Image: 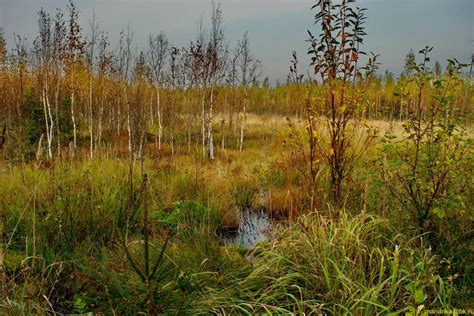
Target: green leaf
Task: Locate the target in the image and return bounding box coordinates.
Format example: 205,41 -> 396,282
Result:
414,289 -> 427,304
383,144 -> 393,151
405,282 -> 415,293
74,297 -> 88,313
432,207 -> 445,219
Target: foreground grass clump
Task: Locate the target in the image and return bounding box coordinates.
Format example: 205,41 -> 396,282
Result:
200,213 -> 452,315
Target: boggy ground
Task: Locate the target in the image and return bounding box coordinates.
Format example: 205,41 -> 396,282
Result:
1,114 -> 472,314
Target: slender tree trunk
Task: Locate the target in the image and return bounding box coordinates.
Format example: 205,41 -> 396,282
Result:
70,61 -> 77,153
201,90 -> 206,158
18,66 -> 25,160
149,91 -> 154,126
55,77 -> 61,157
462,55 -> 473,115
208,85 -> 215,160
89,74 -> 94,159
221,91 -> 227,149
46,92 -> 54,159
228,90 -> 234,137
42,85 -> 54,159
221,116 -> 225,150
187,119 -> 192,154
36,133 -> 44,160
115,99 -> 120,134
239,88 -> 247,152
125,84 -> 132,155
171,90 -> 175,156
156,87 -> 162,150
71,89 -> 77,152
42,89 -> 51,158
399,101 -> 403,121
97,90 -> 104,151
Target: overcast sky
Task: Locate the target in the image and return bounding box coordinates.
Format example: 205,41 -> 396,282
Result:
0,0 -> 472,84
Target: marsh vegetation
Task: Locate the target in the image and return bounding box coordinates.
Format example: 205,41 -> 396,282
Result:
0,0 -> 472,314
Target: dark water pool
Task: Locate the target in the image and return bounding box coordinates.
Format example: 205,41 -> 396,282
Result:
221,208 -> 273,249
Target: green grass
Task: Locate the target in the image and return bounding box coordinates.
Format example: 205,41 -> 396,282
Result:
197,213 -> 452,315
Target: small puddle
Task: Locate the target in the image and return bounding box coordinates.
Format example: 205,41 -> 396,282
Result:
221,208 -> 273,249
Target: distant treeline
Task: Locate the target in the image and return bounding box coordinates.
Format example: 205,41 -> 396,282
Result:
0,1 -> 472,162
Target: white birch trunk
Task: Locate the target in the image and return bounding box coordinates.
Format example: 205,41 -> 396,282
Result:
149,92 -> 154,126
125,85 -> 132,155
208,85 -> 215,160
41,89 -> 50,158
46,93 -> 54,159
42,86 -> 54,159
201,90 -> 206,158
36,133 -> 44,160
71,89 -> 77,151
156,87 -> 162,150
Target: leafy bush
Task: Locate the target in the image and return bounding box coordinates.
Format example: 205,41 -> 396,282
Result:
380,51 -> 472,234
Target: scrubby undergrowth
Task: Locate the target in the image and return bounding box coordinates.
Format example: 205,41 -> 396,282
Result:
1,143 -> 472,314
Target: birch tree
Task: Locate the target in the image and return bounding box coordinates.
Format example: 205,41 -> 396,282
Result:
115,28 -> 134,155
204,2 -> 228,159
168,46 -> 180,155
86,12 -> 99,158
132,51 -> 149,159
191,23 -> 209,157
66,0 -> 85,153
12,35 -> 28,159
227,41 -> 242,139
52,9 -> 66,157
96,32 -> 111,150
236,32 -> 261,152
147,32 -> 168,150
34,9 -> 55,159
